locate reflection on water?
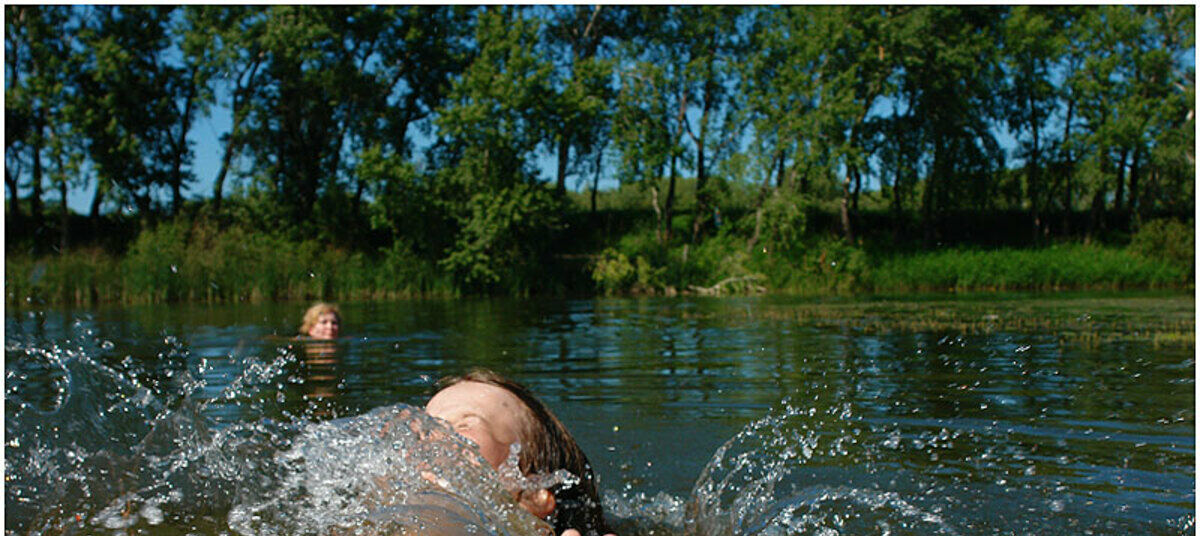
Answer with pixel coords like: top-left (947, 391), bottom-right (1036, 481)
top-left (4, 294), bottom-right (1195, 534)
top-left (297, 339), bottom-right (343, 418)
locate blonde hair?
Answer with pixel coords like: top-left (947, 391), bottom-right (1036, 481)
top-left (299, 302), bottom-right (340, 335)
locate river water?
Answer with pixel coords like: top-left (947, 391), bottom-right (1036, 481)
top-left (5, 293), bottom-right (1194, 535)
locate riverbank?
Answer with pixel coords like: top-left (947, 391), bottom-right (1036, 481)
top-left (6, 216), bottom-right (1191, 306)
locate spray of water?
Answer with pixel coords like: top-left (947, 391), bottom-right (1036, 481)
top-left (5, 332), bottom-right (553, 536)
top-left (678, 399), bottom-right (958, 536)
top-left (9, 320), bottom-right (1190, 535)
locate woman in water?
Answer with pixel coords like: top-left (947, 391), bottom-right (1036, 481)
top-left (424, 369), bottom-right (615, 536)
top-left (299, 302), bottom-right (341, 340)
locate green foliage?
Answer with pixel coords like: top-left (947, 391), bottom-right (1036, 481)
top-left (376, 240), bottom-right (454, 298)
top-left (870, 244), bottom-right (1187, 292)
top-left (1129, 219), bottom-right (1195, 276)
top-left (5, 248), bottom-right (123, 306)
top-left (757, 189), bottom-right (809, 255)
top-left (122, 219), bottom-right (191, 301)
top-left (440, 184), bottom-right (563, 293)
top-left (591, 248), bottom-right (635, 295)
top-left (747, 235), bottom-right (869, 294)
top-left (5, 6), bottom-right (1195, 303)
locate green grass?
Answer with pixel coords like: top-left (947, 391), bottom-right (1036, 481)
top-left (7, 219), bottom-right (457, 306)
top-left (6, 215), bottom-right (1193, 305)
top-left (868, 244), bottom-right (1187, 292)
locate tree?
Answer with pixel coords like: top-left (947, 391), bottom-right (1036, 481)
top-left (74, 6), bottom-right (197, 219)
top-left (434, 6), bottom-right (563, 292)
top-left (540, 5), bottom-right (630, 202)
top-left (886, 6), bottom-right (1006, 243)
top-left (184, 6), bottom-right (266, 218)
top-left (611, 8), bottom-right (688, 244)
top-left (743, 6), bottom-right (892, 242)
top-left (1001, 6), bottom-right (1071, 241)
top-left (674, 6), bottom-right (747, 243)
top-left (1066, 6), bottom-right (1195, 234)
top-left (5, 5), bottom-right (81, 249)
top-left (361, 5), bottom-right (472, 258)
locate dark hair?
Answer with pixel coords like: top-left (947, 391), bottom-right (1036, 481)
top-left (434, 368), bottom-right (610, 536)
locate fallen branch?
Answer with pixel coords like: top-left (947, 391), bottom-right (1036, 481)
top-left (688, 274), bottom-right (767, 296)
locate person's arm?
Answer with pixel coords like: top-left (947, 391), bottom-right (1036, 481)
top-left (560, 531), bottom-right (615, 536)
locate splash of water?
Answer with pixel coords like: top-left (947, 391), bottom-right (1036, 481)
top-left (228, 404), bottom-right (553, 536)
top-left (680, 399), bottom-right (958, 536)
top-left (4, 333), bottom-right (553, 536)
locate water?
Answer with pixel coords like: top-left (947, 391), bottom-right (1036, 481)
top-left (5, 293), bottom-right (1194, 535)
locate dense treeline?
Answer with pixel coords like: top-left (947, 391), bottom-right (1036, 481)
top-left (5, 6), bottom-right (1195, 301)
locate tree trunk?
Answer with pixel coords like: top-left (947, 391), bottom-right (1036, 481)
top-left (664, 152), bottom-right (677, 244)
top-left (1059, 97), bottom-right (1075, 236)
top-left (690, 74), bottom-right (716, 244)
top-left (58, 178), bottom-right (68, 253)
top-left (6, 164), bottom-right (21, 231)
top-left (1085, 152), bottom-right (1109, 244)
top-left (29, 119), bottom-right (44, 235)
top-left (840, 169), bottom-right (854, 242)
top-left (171, 84), bottom-right (195, 216)
top-left (211, 139), bottom-right (235, 217)
top-left (851, 164), bottom-right (861, 213)
top-left (212, 58), bottom-right (262, 217)
top-left (1113, 147), bottom-right (1128, 214)
top-left (1128, 145), bottom-right (1142, 221)
top-left (1028, 102), bottom-right (1042, 243)
top-left (746, 150), bottom-right (781, 253)
top-left (590, 146), bottom-right (602, 214)
top-left (775, 148), bottom-right (787, 189)
top-left (556, 134), bottom-right (569, 194)
top-left (922, 144), bottom-right (940, 246)
top-left (1085, 188), bottom-right (1104, 244)
top-left (690, 136), bottom-right (708, 244)
top-left (90, 179), bottom-right (107, 220)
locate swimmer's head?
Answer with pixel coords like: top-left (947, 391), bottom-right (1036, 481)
top-left (426, 369), bottom-right (609, 536)
top-left (300, 302), bottom-right (341, 339)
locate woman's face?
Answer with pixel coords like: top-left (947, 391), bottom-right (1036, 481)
top-left (424, 381), bottom-right (528, 469)
top-left (307, 312), bottom-right (340, 340)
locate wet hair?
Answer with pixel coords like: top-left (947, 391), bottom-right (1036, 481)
top-left (434, 368), bottom-right (610, 536)
top-left (299, 302), bottom-right (340, 335)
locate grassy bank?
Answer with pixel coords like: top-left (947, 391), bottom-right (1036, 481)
top-left (5, 215), bottom-right (1192, 306)
top-left (868, 244), bottom-right (1188, 293)
top-left (6, 219), bottom-right (457, 305)
top-left (588, 233), bottom-right (1190, 297)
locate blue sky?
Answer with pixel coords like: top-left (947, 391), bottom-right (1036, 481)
top-left (59, 36), bottom-right (1193, 216)
top-left (62, 96), bottom-right (1015, 215)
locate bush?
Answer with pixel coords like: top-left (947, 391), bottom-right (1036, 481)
top-left (122, 220), bottom-right (191, 302)
top-left (591, 248), bottom-right (636, 295)
top-left (750, 235), bottom-right (868, 294)
top-left (758, 189), bottom-right (808, 256)
top-left (1129, 219), bottom-right (1194, 276)
top-left (440, 185), bottom-right (563, 294)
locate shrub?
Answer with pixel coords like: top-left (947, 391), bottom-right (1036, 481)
top-left (441, 185), bottom-right (563, 293)
top-left (1129, 219), bottom-right (1194, 276)
top-left (122, 220), bottom-right (191, 302)
top-left (758, 189), bottom-right (808, 256)
top-left (591, 248), bottom-right (636, 295)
